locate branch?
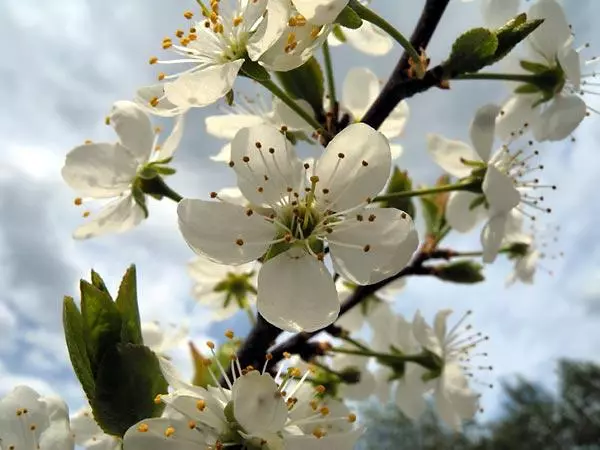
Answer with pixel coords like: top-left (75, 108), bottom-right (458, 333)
top-left (362, 0), bottom-right (451, 129)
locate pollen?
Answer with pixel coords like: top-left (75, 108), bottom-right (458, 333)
top-left (157, 72), bottom-right (166, 81)
top-left (74, 197), bottom-right (83, 206)
top-left (232, 16), bottom-right (243, 26)
top-left (207, 340), bottom-right (215, 349)
top-left (224, 329), bottom-right (234, 339)
top-left (149, 97), bottom-right (159, 107)
top-left (137, 423), bottom-right (149, 432)
top-left (236, 238), bottom-right (244, 246)
top-left (188, 420), bottom-right (196, 429)
top-left (82, 211), bottom-right (91, 218)
top-left (196, 399), bottom-right (206, 411)
top-left (149, 56), bottom-right (158, 64)
top-left (154, 394), bottom-right (162, 405)
top-left (348, 413), bottom-right (357, 423)
top-left (183, 11), bottom-right (194, 19)
top-left (164, 426), bottom-right (175, 437)
top-left (283, 352), bottom-right (291, 359)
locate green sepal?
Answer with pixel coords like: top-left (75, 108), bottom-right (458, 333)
top-left (240, 59), bottom-right (270, 81)
top-left (225, 89), bottom-right (235, 106)
top-left (493, 15), bottom-right (544, 64)
top-left (153, 165), bottom-right (177, 176)
top-left (332, 24), bottom-right (347, 42)
top-left (137, 166), bottom-right (158, 180)
top-left (434, 260), bottom-right (485, 284)
top-left (520, 60), bottom-right (550, 74)
top-left (131, 184), bottom-right (149, 218)
top-left (91, 343), bottom-right (168, 437)
top-left (514, 83), bottom-right (541, 94)
top-left (335, 4), bottom-right (363, 29)
top-left (115, 265), bottom-right (143, 346)
top-left (90, 270), bottom-right (110, 296)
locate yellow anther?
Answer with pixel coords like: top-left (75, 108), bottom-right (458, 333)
top-left (310, 25), bottom-right (322, 39)
top-left (319, 406), bottom-right (330, 416)
top-left (189, 33), bottom-right (197, 41)
top-left (84, 139), bottom-right (93, 144)
top-left (232, 16), bottom-right (243, 26)
top-left (265, 353), bottom-right (273, 361)
top-left (154, 126), bottom-right (162, 134)
top-left (283, 352), bottom-right (291, 359)
top-left (149, 56), bottom-right (158, 64)
top-left (175, 29), bottom-right (185, 38)
top-left (162, 41), bottom-right (173, 49)
top-left (154, 394), bottom-right (162, 405)
top-left (150, 97), bottom-right (159, 107)
top-left (189, 27), bottom-right (197, 33)
top-left (207, 340), bottom-right (215, 349)
top-left (288, 14), bottom-right (306, 27)
top-left (104, 116), bottom-right (110, 125)
top-left (213, 23), bottom-right (224, 33)
top-left (286, 32), bottom-right (296, 45)
top-left (137, 423), bottom-right (149, 432)
top-left (224, 330), bottom-right (234, 339)
top-left (30, 424), bottom-right (36, 431)
top-left (309, 400), bottom-right (318, 411)
top-left (196, 399), bottom-right (206, 411)
top-left (183, 11), bottom-right (194, 19)
top-left (74, 197), bottom-right (83, 206)
top-left (157, 72), bottom-right (166, 81)
top-left (312, 428), bottom-right (326, 439)
top-left (315, 385), bottom-right (326, 394)
top-left (289, 367), bottom-right (301, 378)
top-left (188, 420), bottom-right (196, 429)
top-left (210, 11), bottom-right (218, 23)
top-left (347, 413), bottom-right (357, 423)
top-left (164, 426), bottom-right (175, 437)
top-left (83, 211), bottom-right (91, 218)
top-left (154, 144), bottom-right (162, 152)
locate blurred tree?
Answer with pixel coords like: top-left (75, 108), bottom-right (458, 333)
top-left (358, 359), bottom-right (600, 450)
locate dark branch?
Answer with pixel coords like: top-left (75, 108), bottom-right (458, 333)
top-left (362, 0), bottom-right (451, 129)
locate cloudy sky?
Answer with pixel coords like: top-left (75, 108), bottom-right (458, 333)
top-left (1, 0), bottom-right (599, 428)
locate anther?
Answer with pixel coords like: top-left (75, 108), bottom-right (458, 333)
top-left (137, 423), bottom-right (149, 432)
top-left (236, 239), bottom-right (244, 246)
top-left (337, 152), bottom-right (345, 159)
top-left (196, 399), bottom-right (206, 411)
top-left (164, 426), bottom-right (175, 437)
top-left (210, 191), bottom-right (218, 198)
top-left (255, 141), bottom-right (262, 149)
top-left (246, 209), bottom-right (254, 216)
top-left (149, 56), bottom-right (158, 64)
top-left (225, 329), bottom-right (234, 339)
top-left (361, 160), bottom-right (368, 166)
top-left (183, 11), bottom-right (194, 19)
top-left (242, 156), bottom-right (250, 163)
top-left (368, 214), bottom-right (376, 222)
top-left (363, 245), bottom-right (371, 252)
top-left (207, 341), bottom-right (215, 349)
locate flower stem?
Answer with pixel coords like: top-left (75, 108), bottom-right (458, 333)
top-left (453, 72), bottom-right (539, 83)
top-left (330, 346), bottom-right (392, 359)
top-left (338, 335), bottom-right (370, 351)
top-left (373, 181), bottom-right (479, 202)
top-left (322, 40), bottom-right (337, 108)
top-left (139, 176), bottom-right (183, 202)
top-left (244, 305), bottom-right (257, 326)
top-left (258, 78), bottom-right (327, 137)
top-left (350, 0), bottom-right (424, 78)
top-left (330, 347), bottom-right (439, 370)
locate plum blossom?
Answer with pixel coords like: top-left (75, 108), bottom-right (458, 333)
top-left (291, 0), bottom-right (349, 25)
top-left (342, 67), bottom-right (409, 159)
top-left (428, 103), bottom-right (553, 262)
top-left (61, 101), bottom-right (184, 239)
top-left (141, 321), bottom-right (189, 358)
top-left (70, 408), bottom-right (120, 450)
top-left (124, 349), bottom-right (362, 450)
top-left (177, 123), bottom-right (417, 331)
top-left (137, 0), bottom-right (329, 115)
top-left (495, 0), bottom-right (599, 141)
top-left (0, 386), bottom-right (73, 450)
top-left (461, 0), bottom-right (520, 28)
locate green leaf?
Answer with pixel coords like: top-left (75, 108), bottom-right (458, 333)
top-left (115, 265), bottom-right (143, 346)
top-left (335, 4), bottom-right (363, 29)
top-left (91, 344), bottom-right (168, 437)
top-left (434, 260), bottom-right (485, 284)
top-left (446, 27), bottom-right (499, 74)
top-left (383, 167), bottom-right (416, 219)
top-left (240, 59), bottom-right (270, 81)
top-left (420, 196), bottom-right (439, 235)
top-left (332, 24), bottom-right (347, 42)
top-left (90, 270), bottom-right (110, 296)
top-left (514, 83), bottom-right (541, 94)
top-left (275, 57), bottom-right (324, 117)
top-left (80, 280), bottom-right (123, 376)
top-left (493, 15), bottom-right (544, 64)
top-left (63, 296), bottom-right (96, 401)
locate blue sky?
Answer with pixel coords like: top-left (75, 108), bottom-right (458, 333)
top-left (1, 0), bottom-right (599, 428)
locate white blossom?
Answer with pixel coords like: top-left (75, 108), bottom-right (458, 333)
top-left (141, 321), bottom-right (189, 358)
top-left (61, 101), bottom-right (184, 239)
top-left (137, 0), bottom-right (329, 114)
top-left (461, 0), bottom-right (520, 28)
top-left (0, 386), bottom-right (74, 450)
top-left (291, 0), bottom-right (349, 25)
top-left (70, 408), bottom-right (120, 450)
top-left (177, 123), bottom-right (417, 332)
top-left (188, 257), bottom-right (258, 321)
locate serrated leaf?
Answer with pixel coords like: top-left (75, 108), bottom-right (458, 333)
top-left (275, 57), bottom-right (324, 118)
top-left (335, 4), bottom-right (362, 29)
top-left (240, 59), bottom-right (270, 81)
top-left (90, 270), bottom-right (110, 296)
top-left (80, 280), bottom-right (123, 376)
top-left (115, 265), bottom-right (143, 346)
top-left (91, 344), bottom-right (167, 437)
top-left (446, 27), bottom-right (499, 74)
top-left (63, 296), bottom-right (96, 401)
top-left (383, 167), bottom-right (415, 219)
top-left (435, 260), bottom-right (485, 284)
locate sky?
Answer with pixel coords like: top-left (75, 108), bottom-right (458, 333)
top-left (1, 0), bottom-right (599, 432)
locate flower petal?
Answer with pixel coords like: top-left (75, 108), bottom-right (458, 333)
top-left (38, 397), bottom-right (74, 450)
top-left (389, 144), bottom-right (404, 160)
top-left (315, 123), bottom-right (391, 211)
top-left (73, 194), bottom-right (145, 240)
top-left (62, 143), bottom-right (137, 198)
top-left (230, 124), bottom-right (303, 206)
top-left (495, 95), bottom-right (539, 141)
top-left (412, 310), bottom-right (443, 357)
top-left (177, 199), bottom-right (275, 265)
top-left (247, 0), bottom-right (288, 61)
top-left (232, 371), bottom-right (287, 434)
top-left (514, 250), bottom-right (539, 283)
top-left (558, 43), bottom-right (581, 91)
top-left (257, 250), bottom-right (339, 332)
top-left (481, 0), bottom-right (520, 28)
top-left (124, 418), bottom-right (209, 450)
top-left (481, 213), bottom-right (509, 263)
top-left (135, 84), bottom-right (189, 117)
top-left (292, 0), bottom-right (350, 25)
top-left (395, 364), bottom-right (428, 420)
top-left (366, 227), bottom-right (419, 284)
top-left (445, 191), bottom-right (486, 233)
top-left (470, 104), bottom-right (500, 162)
top-left (380, 101), bottom-right (409, 139)
top-left (342, 22), bottom-right (393, 56)
top-left (205, 114), bottom-right (266, 140)
top-left (427, 134), bottom-right (479, 178)
top-left (283, 429), bottom-right (363, 450)
top-left (272, 97), bottom-right (315, 132)
top-left (210, 143), bottom-right (232, 163)
top-left (342, 67), bottom-right (380, 120)
top-left (329, 208), bottom-right (414, 285)
top-left (109, 101), bottom-right (154, 165)
top-left (533, 95), bottom-right (586, 142)
top-left (482, 165), bottom-right (520, 214)
top-left (158, 114), bottom-right (185, 159)
top-left (164, 61), bottom-right (244, 108)
top-left (527, 0), bottom-right (571, 61)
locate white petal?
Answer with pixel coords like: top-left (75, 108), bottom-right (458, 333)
top-left (71, 408), bottom-right (102, 445)
top-left (470, 104), bottom-right (500, 162)
top-left (395, 364), bottom-right (428, 420)
top-left (315, 123), bottom-right (391, 211)
top-left (283, 429), bottom-right (363, 450)
top-left (292, 0), bottom-right (349, 25)
top-left (165, 61), bottom-right (243, 108)
top-left (210, 143), bottom-right (232, 163)
top-left (62, 143), bottom-right (137, 198)
top-left (341, 369), bottom-right (376, 401)
top-left (232, 371), bottom-right (287, 434)
top-left (558, 44), bottom-right (581, 91)
top-left (257, 250), bottom-right (339, 332)
top-left (433, 309), bottom-right (453, 342)
top-left (109, 101), bottom-right (154, 164)
top-left (330, 208), bottom-right (414, 285)
top-left (342, 67), bottom-right (380, 120)
top-left (38, 397), bottom-right (74, 450)
top-left (426, 134), bottom-right (479, 178)
top-left (367, 227), bottom-right (419, 284)
top-left (342, 22), bottom-right (393, 56)
top-left (247, 0), bottom-right (287, 61)
top-left (481, 0), bottom-right (520, 28)
top-left (412, 310), bottom-right (443, 357)
top-left (230, 124), bottom-right (303, 206)
top-left (527, 0), bottom-right (571, 61)
top-left (135, 84), bottom-right (189, 117)
top-left (515, 250), bottom-right (539, 283)
top-left (481, 213), bottom-right (509, 263)
top-left (389, 144), bottom-right (404, 160)
top-left (177, 199), bottom-right (275, 265)
top-left (124, 418), bottom-right (208, 450)
top-left (272, 97), bottom-right (315, 132)
top-left (380, 101), bottom-right (409, 139)
top-left (495, 95), bottom-right (539, 141)
top-left (73, 194), bottom-right (145, 240)
top-left (445, 191), bottom-right (486, 233)
top-left (205, 114), bottom-right (266, 140)
top-left (533, 95), bottom-right (586, 142)
top-left (158, 114), bottom-right (185, 159)
top-left (482, 165), bottom-right (520, 214)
